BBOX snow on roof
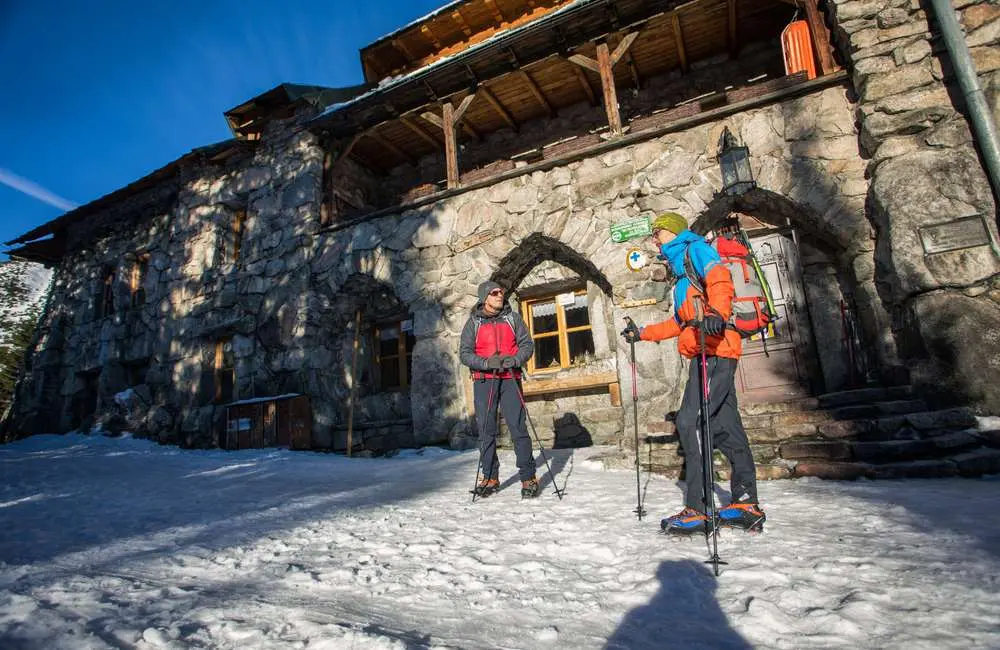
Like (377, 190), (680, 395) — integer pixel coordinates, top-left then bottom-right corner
(314, 0), (594, 123)
(364, 0), (470, 50)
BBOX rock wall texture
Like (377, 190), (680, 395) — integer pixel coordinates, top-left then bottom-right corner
(831, 0), (1000, 410)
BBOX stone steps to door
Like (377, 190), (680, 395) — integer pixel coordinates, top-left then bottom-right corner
(608, 386), (1000, 482)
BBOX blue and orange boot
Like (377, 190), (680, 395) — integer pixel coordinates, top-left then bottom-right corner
(661, 507), (713, 536)
(716, 501), (766, 533)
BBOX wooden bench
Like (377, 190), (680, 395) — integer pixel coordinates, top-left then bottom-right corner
(522, 371), (621, 406)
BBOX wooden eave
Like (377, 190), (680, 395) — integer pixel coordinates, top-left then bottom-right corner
(360, 0), (581, 83)
(316, 0), (796, 172)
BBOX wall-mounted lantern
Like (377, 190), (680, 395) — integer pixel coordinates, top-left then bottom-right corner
(718, 127), (756, 196)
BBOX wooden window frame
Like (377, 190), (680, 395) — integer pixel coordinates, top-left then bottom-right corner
(98, 270), (115, 319)
(520, 288), (594, 375)
(129, 253), (149, 308)
(232, 209), (246, 263)
(214, 338), (235, 404)
(372, 317), (414, 392)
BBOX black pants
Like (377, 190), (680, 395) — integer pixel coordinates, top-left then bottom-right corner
(675, 356), (758, 511)
(473, 376), (536, 482)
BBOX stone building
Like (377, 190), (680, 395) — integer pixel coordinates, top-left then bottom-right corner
(5, 0), (1000, 478)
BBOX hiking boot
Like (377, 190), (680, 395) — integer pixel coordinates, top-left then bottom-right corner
(521, 477), (540, 499)
(716, 502), (766, 532)
(661, 507), (713, 535)
(474, 478), (499, 498)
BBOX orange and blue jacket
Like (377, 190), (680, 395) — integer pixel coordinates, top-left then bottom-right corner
(640, 230), (742, 360)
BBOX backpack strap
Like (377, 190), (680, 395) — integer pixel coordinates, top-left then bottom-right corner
(683, 246), (705, 296)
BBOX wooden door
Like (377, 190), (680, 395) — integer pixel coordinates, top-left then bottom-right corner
(735, 231), (818, 403)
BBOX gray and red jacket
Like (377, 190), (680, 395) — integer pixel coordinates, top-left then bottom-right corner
(459, 281), (534, 379)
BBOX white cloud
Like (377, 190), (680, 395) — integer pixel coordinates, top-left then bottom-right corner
(0, 168), (78, 211)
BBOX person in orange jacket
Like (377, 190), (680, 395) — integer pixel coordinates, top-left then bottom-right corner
(623, 212), (766, 535)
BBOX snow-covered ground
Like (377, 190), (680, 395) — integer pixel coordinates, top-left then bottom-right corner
(1, 434), (998, 649)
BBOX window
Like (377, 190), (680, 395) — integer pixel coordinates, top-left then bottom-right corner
(95, 270), (115, 319)
(214, 338), (235, 403)
(129, 254), (149, 307)
(521, 289), (595, 374)
(217, 209), (246, 265)
(373, 318), (415, 390)
(233, 210), (246, 263)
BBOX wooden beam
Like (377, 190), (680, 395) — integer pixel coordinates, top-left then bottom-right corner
(451, 8), (472, 37)
(568, 53), (600, 74)
(442, 101), (460, 189)
(596, 41), (623, 137)
(518, 69), (555, 118)
(399, 114), (440, 149)
(461, 121), (482, 142)
(393, 38), (417, 66)
(453, 92), (476, 124)
(480, 84), (519, 131)
(625, 51), (642, 91)
(802, 0), (837, 75)
(367, 129), (416, 166)
(420, 24), (443, 50)
(483, 0), (506, 26)
(571, 62), (598, 105)
(321, 132), (364, 225)
(334, 131), (363, 166)
(671, 13), (689, 74)
(727, 0), (739, 58)
(521, 371), (619, 397)
(420, 110), (443, 130)
(610, 31), (639, 66)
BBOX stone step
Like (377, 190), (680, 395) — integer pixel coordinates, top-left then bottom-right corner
(816, 385), (914, 409)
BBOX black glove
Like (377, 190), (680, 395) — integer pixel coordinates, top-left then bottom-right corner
(621, 319), (642, 343)
(702, 315), (726, 337)
(501, 356), (518, 369)
(485, 355), (503, 370)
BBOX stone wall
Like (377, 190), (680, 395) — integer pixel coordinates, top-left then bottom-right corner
(830, 0), (1000, 410)
(11, 79), (875, 452)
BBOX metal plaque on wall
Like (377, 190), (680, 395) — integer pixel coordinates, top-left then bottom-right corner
(919, 215), (993, 255)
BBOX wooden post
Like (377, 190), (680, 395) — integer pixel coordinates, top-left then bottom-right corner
(802, 0), (837, 75)
(442, 101), (460, 189)
(346, 308), (362, 457)
(596, 42), (622, 137)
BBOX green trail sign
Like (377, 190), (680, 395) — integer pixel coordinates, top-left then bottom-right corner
(610, 215), (652, 243)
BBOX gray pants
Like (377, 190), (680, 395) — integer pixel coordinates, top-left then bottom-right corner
(675, 357), (758, 511)
(473, 376), (536, 482)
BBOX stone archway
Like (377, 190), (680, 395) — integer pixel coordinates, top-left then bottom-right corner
(485, 233), (623, 447)
(692, 188), (897, 394)
(489, 232), (614, 296)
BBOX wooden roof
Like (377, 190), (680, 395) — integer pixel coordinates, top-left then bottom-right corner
(320, 0), (795, 171)
(360, 0), (580, 82)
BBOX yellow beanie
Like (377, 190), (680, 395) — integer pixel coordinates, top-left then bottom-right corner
(651, 212), (688, 235)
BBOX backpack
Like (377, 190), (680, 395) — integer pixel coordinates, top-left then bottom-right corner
(683, 232), (777, 339)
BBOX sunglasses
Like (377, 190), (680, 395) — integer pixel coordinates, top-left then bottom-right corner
(488, 289), (504, 296)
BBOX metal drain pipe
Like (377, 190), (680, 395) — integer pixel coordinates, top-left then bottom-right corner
(927, 0), (1000, 206)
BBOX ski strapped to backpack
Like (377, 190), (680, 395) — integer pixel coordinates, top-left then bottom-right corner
(683, 227), (778, 341)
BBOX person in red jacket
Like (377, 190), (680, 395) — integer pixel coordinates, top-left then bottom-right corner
(460, 280), (539, 498)
(623, 212), (766, 534)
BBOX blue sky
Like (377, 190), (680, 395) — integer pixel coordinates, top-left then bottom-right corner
(0, 0), (445, 256)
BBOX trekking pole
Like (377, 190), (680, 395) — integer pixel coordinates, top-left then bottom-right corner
(470, 372), (501, 503)
(623, 316), (646, 521)
(512, 380), (565, 500)
(695, 297), (726, 576)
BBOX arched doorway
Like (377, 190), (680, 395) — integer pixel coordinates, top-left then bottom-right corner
(693, 189), (875, 402)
